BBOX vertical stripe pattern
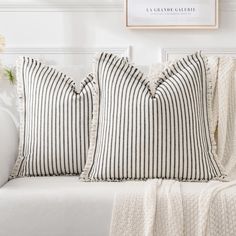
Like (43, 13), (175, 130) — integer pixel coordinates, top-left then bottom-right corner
(11, 57), (94, 177)
(81, 52), (225, 181)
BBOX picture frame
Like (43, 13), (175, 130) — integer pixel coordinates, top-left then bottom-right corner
(125, 0), (219, 29)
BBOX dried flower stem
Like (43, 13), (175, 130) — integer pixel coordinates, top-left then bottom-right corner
(0, 34), (5, 52)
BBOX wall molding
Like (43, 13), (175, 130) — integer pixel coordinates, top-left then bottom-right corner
(0, 1), (123, 12)
(161, 48), (236, 62)
(0, 0), (235, 12)
(3, 46), (130, 57)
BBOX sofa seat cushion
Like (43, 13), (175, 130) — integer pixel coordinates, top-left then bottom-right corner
(1, 177), (236, 236)
(0, 177), (146, 236)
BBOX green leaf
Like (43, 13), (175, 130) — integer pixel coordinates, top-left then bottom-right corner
(4, 68), (16, 84)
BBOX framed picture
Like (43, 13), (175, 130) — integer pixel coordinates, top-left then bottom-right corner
(125, 0), (219, 29)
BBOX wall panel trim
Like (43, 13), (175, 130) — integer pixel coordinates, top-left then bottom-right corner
(0, 1), (123, 12)
(0, 0), (235, 12)
(161, 48), (236, 62)
(3, 46), (130, 57)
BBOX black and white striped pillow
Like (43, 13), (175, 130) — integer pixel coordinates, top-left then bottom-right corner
(11, 57), (94, 178)
(81, 52), (226, 181)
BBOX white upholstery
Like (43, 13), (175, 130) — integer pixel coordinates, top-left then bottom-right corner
(0, 109), (18, 187)
(0, 177), (145, 236)
(2, 177), (236, 236)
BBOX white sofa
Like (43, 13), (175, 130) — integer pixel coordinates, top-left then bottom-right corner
(0, 66), (148, 236)
(0, 109), (139, 236)
(2, 107), (236, 236)
(1, 64), (236, 236)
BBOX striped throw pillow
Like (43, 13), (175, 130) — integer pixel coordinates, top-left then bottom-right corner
(11, 57), (94, 177)
(81, 52), (226, 181)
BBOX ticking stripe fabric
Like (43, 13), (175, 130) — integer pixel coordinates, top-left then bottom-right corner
(81, 52), (226, 181)
(11, 57), (94, 178)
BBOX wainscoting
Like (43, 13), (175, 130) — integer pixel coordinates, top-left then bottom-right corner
(161, 48), (236, 62)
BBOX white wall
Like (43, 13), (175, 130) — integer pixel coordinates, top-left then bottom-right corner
(0, 0), (236, 120)
(1, 0), (236, 65)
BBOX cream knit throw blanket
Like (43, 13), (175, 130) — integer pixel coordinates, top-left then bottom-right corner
(110, 57), (236, 236)
(214, 57), (236, 178)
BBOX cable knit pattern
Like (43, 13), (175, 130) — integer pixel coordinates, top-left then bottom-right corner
(110, 57), (236, 236)
(154, 181), (183, 236)
(207, 184), (236, 235)
(110, 182), (149, 236)
(110, 180), (183, 236)
(110, 180), (236, 236)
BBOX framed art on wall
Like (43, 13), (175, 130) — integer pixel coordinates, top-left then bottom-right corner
(125, 0), (219, 29)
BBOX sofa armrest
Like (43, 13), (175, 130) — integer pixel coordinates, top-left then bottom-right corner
(0, 109), (18, 187)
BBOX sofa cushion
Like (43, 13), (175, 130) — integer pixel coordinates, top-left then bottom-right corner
(11, 57), (94, 178)
(1, 177), (236, 236)
(0, 177), (145, 236)
(81, 52), (226, 181)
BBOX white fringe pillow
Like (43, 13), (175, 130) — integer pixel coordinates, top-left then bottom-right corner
(81, 52), (226, 181)
(11, 57), (94, 177)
